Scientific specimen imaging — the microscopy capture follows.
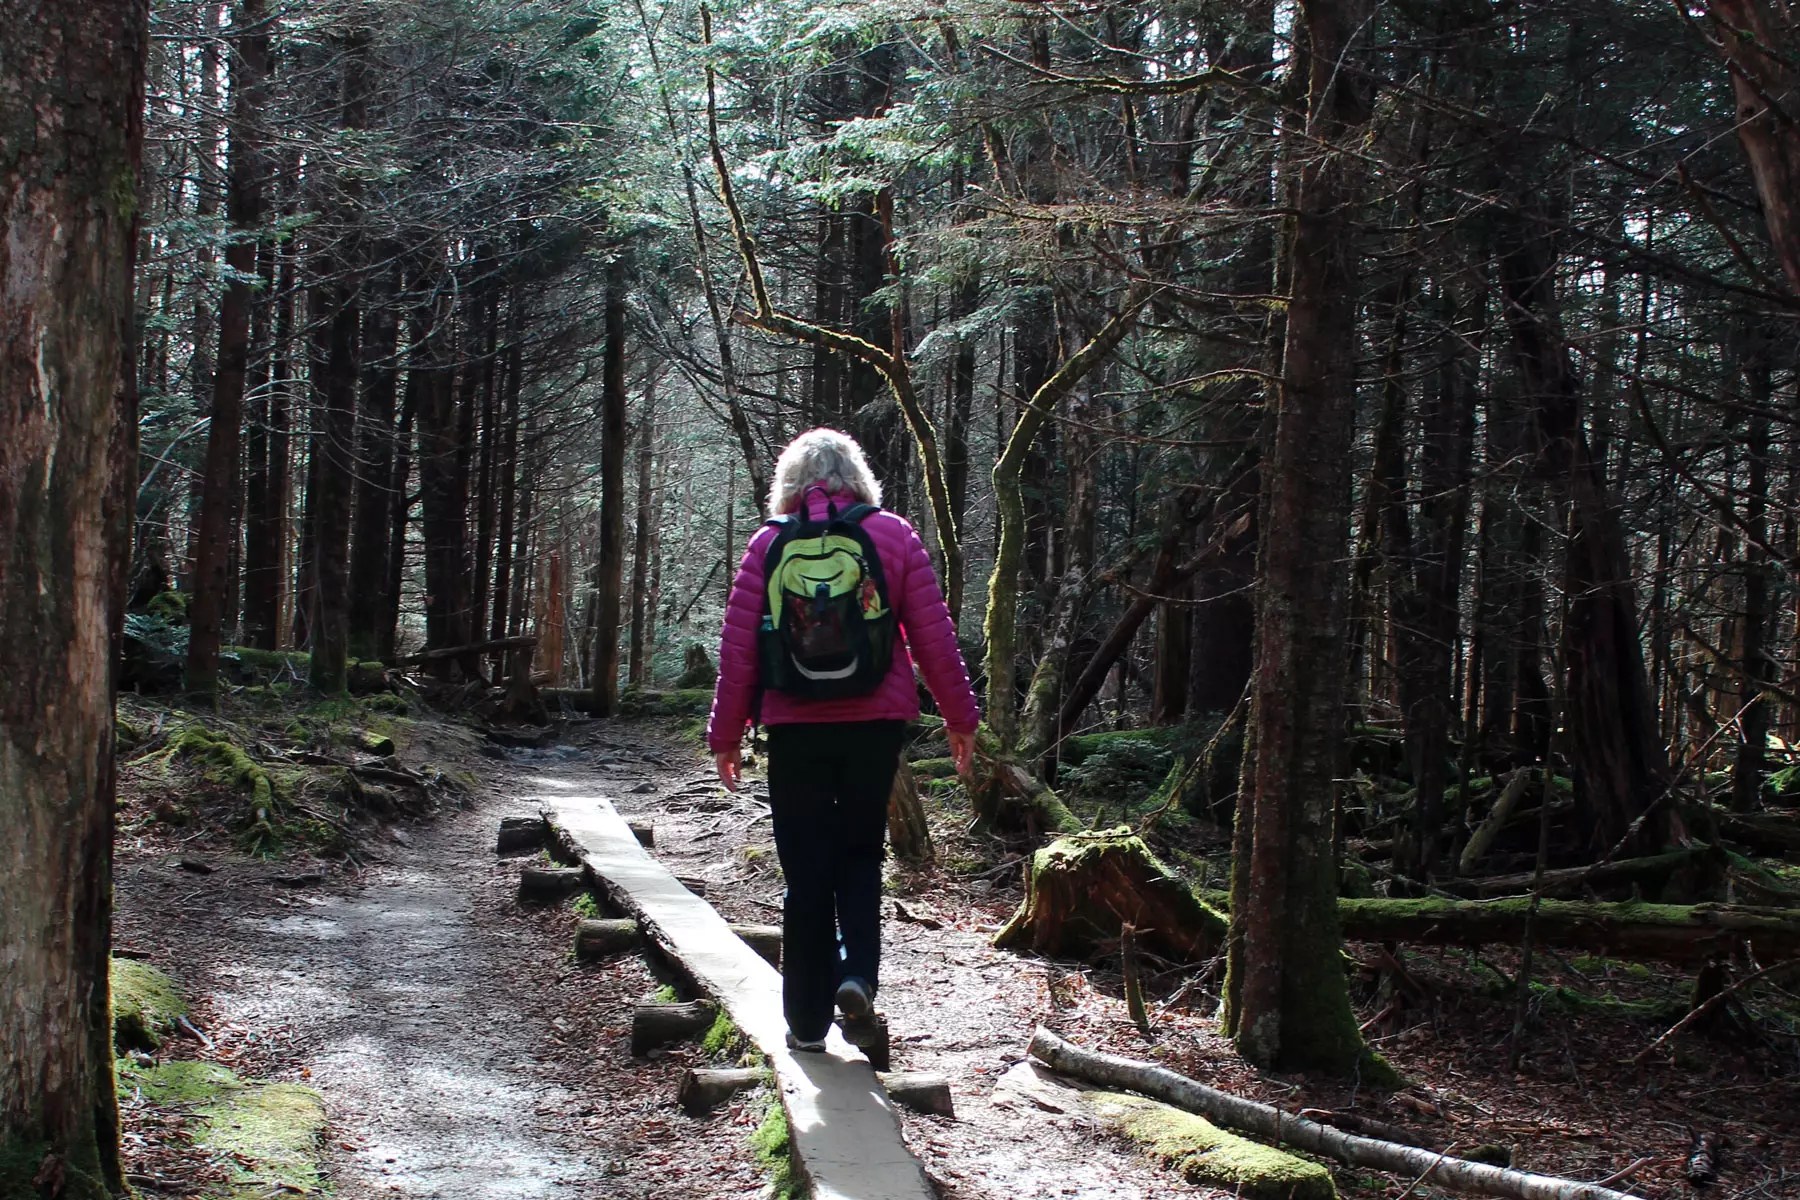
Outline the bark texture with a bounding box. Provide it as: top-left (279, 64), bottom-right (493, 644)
top-left (0, 1), bottom-right (146, 1191)
top-left (1222, 0), bottom-right (1375, 1075)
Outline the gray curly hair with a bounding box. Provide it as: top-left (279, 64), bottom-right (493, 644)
top-left (767, 427), bottom-right (883, 516)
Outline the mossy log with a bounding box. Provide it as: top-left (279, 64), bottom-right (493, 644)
top-left (995, 829), bottom-right (1228, 963)
top-left (496, 815), bottom-right (546, 854)
top-left (678, 1066), bottom-right (764, 1114)
top-left (518, 866), bottom-right (585, 905)
top-left (1459, 768), bottom-right (1533, 873)
top-left (575, 918), bottom-right (642, 959)
top-left (1706, 808), bottom-right (1800, 856)
top-left (877, 1072), bottom-right (954, 1117)
top-left (1029, 1028), bottom-right (1641, 1200)
top-left (971, 753), bottom-right (1084, 837)
top-left (887, 760), bottom-right (934, 862)
top-left (996, 1060), bottom-right (1332, 1200)
top-left (1335, 895), bottom-right (1800, 964)
top-left (729, 923), bottom-right (781, 967)
top-left (1448, 845), bottom-right (1724, 901)
top-left (631, 1000), bottom-right (718, 1056)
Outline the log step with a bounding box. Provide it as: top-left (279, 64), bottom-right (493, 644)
top-left (730, 923), bottom-right (781, 967)
top-left (878, 1072), bottom-right (953, 1117)
top-left (629, 819), bottom-right (655, 847)
top-left (632, 1000), bottom-right (718, 1056)
top-left (678, 1066), bottom-right (765, 1114)
top-left (518, 866), bottom-right (584, 905)
top-left (575, 918), bottom-right (641, 960)
top-left (496, 815), bottom-right (546, 854)
top-left (836, 1012), bottom-right (891, 1071)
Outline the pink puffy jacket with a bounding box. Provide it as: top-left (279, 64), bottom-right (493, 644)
top-left (706, 488), bottom-right (981, 753)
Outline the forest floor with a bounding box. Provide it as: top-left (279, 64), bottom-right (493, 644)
top-left (111, 693), bottom-right (1799, 1199)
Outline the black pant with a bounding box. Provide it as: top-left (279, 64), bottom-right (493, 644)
top-left (766, 720), bottom-right (906, 1042)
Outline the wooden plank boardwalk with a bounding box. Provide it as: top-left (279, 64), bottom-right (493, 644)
top-left (539, 790), bottom-right (935, 1200)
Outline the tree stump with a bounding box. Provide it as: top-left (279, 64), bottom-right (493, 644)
top-left (575, 918), bottom-right (641, 960)
top-left (678, 1066), bottom-right (764, 1114)
top-left (995, 829), bottom-right (1227, 963)
top-left (878, 1072), bottom-right (953, 1117)
top-left (887, 760), bottom-right (934, 862)
top-left (632, 1000), bottom-right (718, 1056)
top-left (497, 815), bottom-right (545, 854)
top-left (518, 866), bottom-right (585, 905)
top-left (729, 923), bottom-right (782, 967)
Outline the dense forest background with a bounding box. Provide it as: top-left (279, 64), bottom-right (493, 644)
top-left (125, 0), bottom-right (1800, 1057)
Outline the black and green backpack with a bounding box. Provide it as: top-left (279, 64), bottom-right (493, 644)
top-left (757, 501), bottom-right (896, 699)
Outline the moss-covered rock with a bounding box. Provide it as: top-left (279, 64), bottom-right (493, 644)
top-left (911, 756), bottom-right (956, 779)
top-left (1087, 1091), bottom-right (1336, 1200)
top-left (111, 958), bottom-right (187, 1051)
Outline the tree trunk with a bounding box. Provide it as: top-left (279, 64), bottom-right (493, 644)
top-left (242, 230), bottom-right (293, 649)
top-left (1734, 321), bottom-right (1775, 812)
top-left (1499, 210), bottom-right (1671, 853)
top-left (0, 1), bottom-right (145, 1190)
top-left (1222, 0), bottom-right (1375, 1076)
top-left (347, 262), bottom-right (401, 661)
top-left (186, 0), bottom-right (268, 695)
top-left (591, 259), bottom-right (629, 715)
top-left (489, 289), bottom-right (523, 643)
top-left (1706, 2), bottom-right (1800, 294)
top-left (415, 266), bottom-right (473, 674)
top-left (628, 368), bottom-right (659, 685)
top-left (381, 389), bottom-right (414, 662)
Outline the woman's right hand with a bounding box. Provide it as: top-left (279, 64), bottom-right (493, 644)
top-left (714, 750), bottom-right (741, 793)
top-left (946, 729), bottom-right (975, 780)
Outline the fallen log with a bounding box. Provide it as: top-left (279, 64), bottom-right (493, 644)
top-left (729, 923), bottom-right (781, 967)
top-left (1709, 808), bottom-right (1800, 856)
top-left (1460, 769), bottom-right (1533, 873)
top-left (994, 828), bottom-right (1228, 963)
top-left (877, 1072), bottom-right (954, 1117)
top-left (631, 1000), bottom-right (718, 1056)
top-left (518, 866), bottom-right (585, 905)
top-left (1448, 846), bottom-right (1724, 901)
top-left (678, 1066), bottom-right (764, 1114)
top-left (1028, 1028), bottom-right (1644, 1200)
top-left (1335, 896), bottom-right (1800, 964)
top-left (994, 1060), bottom-right (1332, 1200)
top-left (575, 918), bottom-right (641, 960)
top-left (403, 634), bottom-right (536, 664)
top-left (497, 815), bottom-right (546, 854)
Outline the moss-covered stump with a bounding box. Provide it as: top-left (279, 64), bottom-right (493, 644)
top-left (971, 756), bottom-right (1083, 837)
top-left (161, 726), bottom-right (274, 810)
top-left (995, 828), bottom-right (1228, 963)
top-left (111, 958), bottom-right (187, 1051)
top-left (1090, 1092), bottom-right (1335, 1200)
top-left (116, 1060), bottom-right (327, 1197)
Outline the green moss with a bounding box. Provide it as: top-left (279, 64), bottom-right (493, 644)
top-left (162, 726), bottom-right (274, 810)
top-left (652, 984), bottom-right (680, 1004)
top-left (749, 1093), bottom-right (803, 1200)
top-left (0, 1132), bottom-right (108, 1200)
top-left (221, 645), bottom-right (309, 682)
top-left (120, 1060), bottom-right (325, 1197)
top-left (1568, 955), bottom-right (1653, 980)
top-left (111, 958), bottom-right (187, 1052)
top-left (146, 590), bottom-right (190, 620)
top-left (702, 1010), bottom-right (744, 1060)
top-left (1086, 1092), bottom-right (1335, 1200)
top-left (572, 893), bottom-right (602, 919)
top-left (1061, 726), bottom-right (1179, 768)
top-left (911, 757), bottom-right (956, 779)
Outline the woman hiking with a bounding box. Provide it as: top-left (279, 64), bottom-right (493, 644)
top-left (706, 429), bottom-right (979, 1052)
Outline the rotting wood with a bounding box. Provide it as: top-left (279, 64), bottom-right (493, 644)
top-left (497, 815), bottom-right (545, 854)
top-left (1029, 1028), bottom-right (1646, 1200)
top-left (1459, 769), bottom-right (1533, 874)
top-left (1448, 846), bottom-right (1722, 900)
top-left (575, 918), bottom-right (641, 960)
top-left (729, 923), bottom-right (782, 967)
top-left (631, 1000), bottom-right (718, 1056)
top-left (679, 1066), bottom-right (765, 1114)
top-left (541, 796), bottom-right (934, 1199)
top-left (876, 1072), bottom-right (954, 1117)
top-left (517, 866), bottom-right (584, 905)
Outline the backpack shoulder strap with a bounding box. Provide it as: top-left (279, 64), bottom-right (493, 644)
top-left (833, 503), bottom-right (880, 525)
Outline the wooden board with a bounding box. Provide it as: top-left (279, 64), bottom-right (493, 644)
top-left (541, 793), bottom-right (934, 1200)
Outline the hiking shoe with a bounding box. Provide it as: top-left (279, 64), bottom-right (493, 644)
top-left (785, 1030), bottom-right (827, 1053)
top-left (835, 976), bottom-right (874, 1022)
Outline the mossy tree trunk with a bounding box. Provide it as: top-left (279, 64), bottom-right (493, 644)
top-left (1222, 0), bottom-right (1375, 1076)
top-left (0, 1), bottom-right (146, 1191)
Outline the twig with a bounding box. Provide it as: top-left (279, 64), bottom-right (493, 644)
top-left (1395, 1141), bottom-right (1461, 1200)
top-left (1590, 1158), bottom-right (1654, 1189)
